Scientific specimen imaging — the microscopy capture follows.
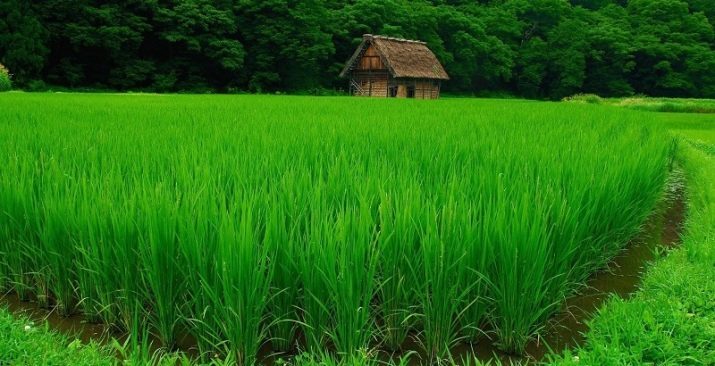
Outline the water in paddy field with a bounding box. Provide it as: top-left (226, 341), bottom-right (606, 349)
top-left (0, 171), bottom-right (687, 365)
top-left (517, 169), bottom-right (687, 362)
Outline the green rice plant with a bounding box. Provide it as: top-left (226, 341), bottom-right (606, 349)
top-left (458, 201), bottom-right (493, 343)
top-left (264, 176), bottom-right (305, 353)
top-left (326, 196), bottom-right (379, 357)
top-left (0, 156), bottom-right (38, 302)
top-left (36, 176), bottom-right (80, 316)
top-left (488, 181), bottom-right (560, 353)
top-left (412, 187), bottom-right (477, 362)
top-left (0, 169), bottom-right (22, 295)
top-left (74, 220), bottom-right (106, 322)
top-left (177, 184), bottom-right (221, 357)
top-left (298, 197), bottom-right (338, 351)
top-left (73, 181), bottom-right (124, 325)
top-left (375, 185), bottom-right (422, 350)
top-left (108, 195), bottom-right (145, 333)
top-left (137, 185), bottom-right (183, 348)
top-left (200, 194), bottom-right (273, 366)
top-left (38, 196), bottom-right (77, 316)
top-left (0, 94), bottom-right (673, 362)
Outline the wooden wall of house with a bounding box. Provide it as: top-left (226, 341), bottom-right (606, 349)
top-left (351, 72), bottom-right (389, 97)
top-left (349, 44), bottom-right (390, 97)
top-left (357, 45), bottom-right (385, 71)
top-left (350, 73), bottom-right (442, 99)
top-left (395, 79), bottom-right (440, 99)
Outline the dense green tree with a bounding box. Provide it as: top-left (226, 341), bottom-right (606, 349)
top-left (0, 0), bottom-right (47, 84)
top-left (627, 0), bottom-right (715, 97)
top-left (33, 0), bottom-right (152, 87)
top-left (153, 0), bottom-right (244, 90)
top-left (236, 0), bottom-right (336, 91)
top-left (434, 6), bottom-right (513, 92)
top-left (545, 14), bottom-right (589, 99)
top-left (581, 5), bottom-right (635, 96)
top-left (1, 0), bottom-right (714, 98)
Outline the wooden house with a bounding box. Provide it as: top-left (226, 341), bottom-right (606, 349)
top-left (340, 34), bottom-right (449, 99)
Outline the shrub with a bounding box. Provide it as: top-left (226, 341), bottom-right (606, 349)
top-left (0, 64), bottom-right (11, 91)
top-left (562, 93), bottom-right (603, 104)
top-left (27, 80), bottom-right (48, 92)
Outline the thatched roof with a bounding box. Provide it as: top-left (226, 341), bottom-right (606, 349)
top-left (340, 34), bottom-right (449, 80)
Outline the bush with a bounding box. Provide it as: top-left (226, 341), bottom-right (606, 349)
top-left (26, 80), bottom-right (47, 92)
top-left (562, 93), bottom-right (603, 104)
top-left (0, 64), bottom-right (11, 91)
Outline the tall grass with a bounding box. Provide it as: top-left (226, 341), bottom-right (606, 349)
top-left (0, 94), bottom-right (671, 362)
top-left (376, 186), bottom-right (422, 350)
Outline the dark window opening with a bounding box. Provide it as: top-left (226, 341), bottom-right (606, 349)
top-left (389, 86), bottom-right (398, 97)
top-left (407, 86), bottom-right (415, 98)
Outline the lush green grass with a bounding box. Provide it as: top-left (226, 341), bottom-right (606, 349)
top-left (549, 112), bottom-right (715, 366)
top-left (0, 306), bottom-right (114, 365)
top-left (0, 93), bottom-right (672, 364)
top-left (565, 94), bottom-right (715, 114)
top-left (0, 304), bottom-right (231, 366)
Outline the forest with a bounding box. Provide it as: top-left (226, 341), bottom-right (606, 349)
top-left (1, 0), bottom-right (715, 99)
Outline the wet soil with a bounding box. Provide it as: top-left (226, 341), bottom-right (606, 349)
top-left (0, 174), bottom-right (687, 365)
top-left (519, 172), bottom-right (686, 362)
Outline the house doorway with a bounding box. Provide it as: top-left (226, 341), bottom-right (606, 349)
top-left (389, 86), bottom-right (398, 97)
top-left (406, 86), bottom-right (415, 98)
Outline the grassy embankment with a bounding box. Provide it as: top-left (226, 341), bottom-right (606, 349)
top-left (565, 94), bottom-right (715, 114)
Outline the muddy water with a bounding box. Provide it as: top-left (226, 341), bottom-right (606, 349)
top-left (372, 175), bottom-right (687, 365)
top-left (520, 175), bottom-right (686, 361)
top-left (0, 177), bottom-right (686, 365)
top-left (0, 293), bottom-right (111, 343)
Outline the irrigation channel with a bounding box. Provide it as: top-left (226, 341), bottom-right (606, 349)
top-left (0, 172), bottom-right (686, 365)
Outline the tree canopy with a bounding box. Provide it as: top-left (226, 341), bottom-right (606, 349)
top-left (1, 0), bottom-right (714, 98)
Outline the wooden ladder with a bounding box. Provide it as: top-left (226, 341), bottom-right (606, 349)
top-left (350, 80), bottom-right (365, 96)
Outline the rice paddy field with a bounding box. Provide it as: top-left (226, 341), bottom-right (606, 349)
top-left (0, 93), bottom-right (676, 364)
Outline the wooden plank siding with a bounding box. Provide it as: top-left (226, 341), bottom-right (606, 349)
top-left (394, 79), bottom-right (440, 99)
top-left (356, 45), bottom-right (385, 71)
top-left (350, 45), bottom-right (390, 97)
top-left (352, 72), bottom-right (389, 97)
top-left (349, 45), bottom-right (441, 99)
top-left (415, 80), bottom-right (439, 99)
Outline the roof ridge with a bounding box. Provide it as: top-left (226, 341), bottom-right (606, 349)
top-left (363, 34), bottom-right (427, 45)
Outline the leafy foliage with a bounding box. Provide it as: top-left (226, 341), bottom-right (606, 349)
top-left (1, 0), bottom-right (715, 97)
top-left (0, 63), bottom-right (10, 91)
